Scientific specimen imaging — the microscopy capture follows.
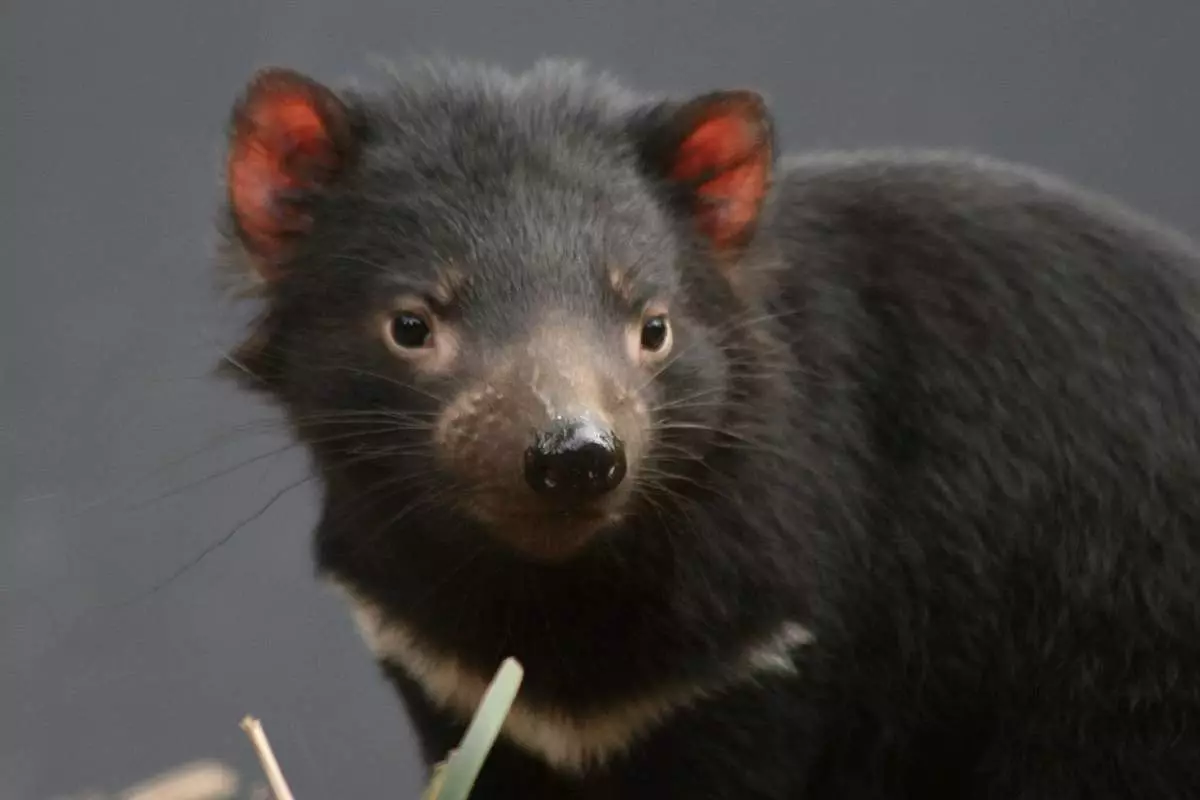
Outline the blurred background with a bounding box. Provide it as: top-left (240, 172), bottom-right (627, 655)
top-left (3, 1), bottom-right (1200, 797)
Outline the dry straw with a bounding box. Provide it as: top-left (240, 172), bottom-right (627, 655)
top-left (240, 658), bottom-right (525, 800)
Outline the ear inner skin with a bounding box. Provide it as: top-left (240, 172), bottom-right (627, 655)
top-left (226, 68), bottom-right (354, 277)
top-left (663, 92), bottom-right (774, 252)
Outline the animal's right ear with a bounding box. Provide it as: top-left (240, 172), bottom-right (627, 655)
top-left (224, 68), bottom-right (358, 281)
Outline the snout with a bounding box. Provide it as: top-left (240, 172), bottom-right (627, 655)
top-left (524, 416), bottom-right (627, 501)
top-left (433, 325), bottom-right (646, 559)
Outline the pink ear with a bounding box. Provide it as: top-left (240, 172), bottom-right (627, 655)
top-left (661, 91), bottom-right (774, 253)
top-left (226, 68), bottom-right (354, 278)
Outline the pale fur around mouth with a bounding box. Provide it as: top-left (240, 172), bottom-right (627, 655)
top-left (326, 578), bottom-right (814, 775)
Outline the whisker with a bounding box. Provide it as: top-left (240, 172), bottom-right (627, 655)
top-left (116, 441), bottom-right (307, 512)
top-left (634, 307), bottom-right (796, 395)
top-left (98, 473), bottom-right (316, 615)
top-left (350, 484), bottom-right (458, 560)
top-left (322, 467), bottom-right (443, 531)
top-left (316, 365), bottom-right (448, 405)
top-left (117, 424), bottom-right (434, 513)
top-left (63, 406), bottom-right (442, 518)
top-left (652, 421), bottom-right (796, 452)
top-left (236, 339), bottom-right (449, 405)
top-left (648, 386), bottom-right (727, 414)
top-left (637, 465), bottom-right (742, 508)
top-left (651, 441), bottom-right (707, 460)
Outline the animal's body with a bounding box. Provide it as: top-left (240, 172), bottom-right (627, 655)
top-left (216, 58), bottom-right (1200, 798)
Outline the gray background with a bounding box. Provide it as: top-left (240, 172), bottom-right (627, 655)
top-left (4, 1), bottom-right (1200, 798)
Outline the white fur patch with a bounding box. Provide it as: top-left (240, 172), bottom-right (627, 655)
top-left (329, 580), bottom-right (813, 774)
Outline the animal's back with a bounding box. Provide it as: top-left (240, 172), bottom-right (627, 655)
top-left (760, 149), bottom-right (1200, 796)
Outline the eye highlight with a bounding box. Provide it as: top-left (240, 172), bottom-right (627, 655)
top-left (640, 315), bottom-right (670, 352)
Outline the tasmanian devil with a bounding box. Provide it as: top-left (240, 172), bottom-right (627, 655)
top-left (214, 57), bottom-right (1200, 798)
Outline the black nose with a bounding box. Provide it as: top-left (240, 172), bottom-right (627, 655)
top-left (524, 418), bottom-right (627, 500)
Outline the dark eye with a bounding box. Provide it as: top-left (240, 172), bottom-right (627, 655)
top-left (640, 315), bottom-right (670, 352)
top-left (388, 312), bottom-right (432, 349)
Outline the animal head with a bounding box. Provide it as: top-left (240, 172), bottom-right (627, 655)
top-left (218, 59), bottom-right (782, 562)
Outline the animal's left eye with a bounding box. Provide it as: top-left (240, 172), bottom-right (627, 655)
top-left (388, 312), bottom-right (433, 349)
top-left (640, 315), bottom-right (670, 352)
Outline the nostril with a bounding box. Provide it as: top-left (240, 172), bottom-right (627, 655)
top-left (524, 419), bottom-right (627, 499)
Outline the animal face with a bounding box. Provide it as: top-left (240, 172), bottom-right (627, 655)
top-left (219, 61), bottom-right (775, 560)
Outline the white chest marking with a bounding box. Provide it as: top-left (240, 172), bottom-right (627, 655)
top-left (329, 581), bottom-right (814, 774)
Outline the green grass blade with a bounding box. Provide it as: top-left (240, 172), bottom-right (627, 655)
top-left (425, 657), bottom-right (524, 800)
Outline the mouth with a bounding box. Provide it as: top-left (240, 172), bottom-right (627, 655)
top-left (460, 491), bottom-right (628, 562)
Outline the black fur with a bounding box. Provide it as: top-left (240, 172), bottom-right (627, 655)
top-left (218, 58), bottom-right (1200, 798)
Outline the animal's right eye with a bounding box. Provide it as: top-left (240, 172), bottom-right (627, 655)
top-left (388, 312), bottom-right (433, 349)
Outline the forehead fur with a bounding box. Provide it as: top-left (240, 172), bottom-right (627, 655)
top-left (362, 57), bottom-right (651, 149)
top-left (351, 58), bottom-right (657, 205)
top-left (322, 59), bottom-right (677, 298)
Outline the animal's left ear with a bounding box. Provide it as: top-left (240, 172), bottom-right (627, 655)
top-left (635, 90), bottom-right (775, 255)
